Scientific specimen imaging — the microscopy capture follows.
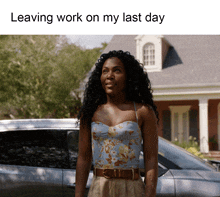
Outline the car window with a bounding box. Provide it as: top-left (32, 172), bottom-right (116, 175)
top-left (0, 130), bottom-right (69, 169)
top-left (158, 153), bottom-right (180, 169)
top-left (67, 130), bottom-right (79, 169)
top-left (158, 137), bottom-right (216, 171)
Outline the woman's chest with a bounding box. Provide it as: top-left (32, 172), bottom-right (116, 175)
top-left (91, 121), bottom-right (141, 141)
top-left (92, 104), bottom-right (139, 127)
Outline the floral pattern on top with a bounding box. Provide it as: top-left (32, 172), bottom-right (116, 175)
top-left (91, 121), bottom-right (142, 169)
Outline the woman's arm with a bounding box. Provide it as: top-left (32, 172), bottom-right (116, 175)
top-left (75, 119), bottom-right (92, 197)
top-left (140, 105), bottom-right (158, 197)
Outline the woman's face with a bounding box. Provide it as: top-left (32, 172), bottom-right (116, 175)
top-left (100, 57), bottom-right (126, 97)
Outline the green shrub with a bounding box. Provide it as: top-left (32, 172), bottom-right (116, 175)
top-left (185, 147), bottom-right (205, 159)
top-left (172, 136), bottom-right (205, 159)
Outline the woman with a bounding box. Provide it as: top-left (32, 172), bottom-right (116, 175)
top-left (75, 50), bottom-right (158, 197)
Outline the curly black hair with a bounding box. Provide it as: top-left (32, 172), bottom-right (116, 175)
top-left (77, 50), bottom-right (159, 127)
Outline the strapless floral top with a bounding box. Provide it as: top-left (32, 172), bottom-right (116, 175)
top-left (91, 120), bottom-right (142, 169)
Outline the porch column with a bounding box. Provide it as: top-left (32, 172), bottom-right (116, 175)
top-left (199, 98), bottom-right (209, 153)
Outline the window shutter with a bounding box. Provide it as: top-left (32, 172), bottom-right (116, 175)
top-left (189, 109), bottom-right (198, 141)
top-left (162, 110), bottom-right (171, 141)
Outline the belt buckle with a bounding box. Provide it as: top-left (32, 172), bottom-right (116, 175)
top-left (103, 169), bottom-right (112, 179)
top-left (132, 168), bottom-right (135, 180)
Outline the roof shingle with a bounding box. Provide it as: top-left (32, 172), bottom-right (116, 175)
top-left (103, 35), bottom-right (220, 87)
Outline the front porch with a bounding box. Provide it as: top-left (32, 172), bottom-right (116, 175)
top-left (154, 97), bottom-right (220, 153)
top-left (203, 151), bottom-right (220, 161)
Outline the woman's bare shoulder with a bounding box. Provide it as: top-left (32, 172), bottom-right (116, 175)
top-left (92, 104), bottom-right (106, 122)
top-left (136, 103), bottom-right (154, 115)
top-left (136, 103), bottom-right (157, 124)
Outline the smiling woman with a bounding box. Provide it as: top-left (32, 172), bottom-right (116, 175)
top-left (76, 50), bottom-right (159, 197)
top-left (100, 57), bottom-right (126, 97)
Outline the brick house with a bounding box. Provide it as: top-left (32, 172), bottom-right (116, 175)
top-left (79, 35), bottom-right (220, 153)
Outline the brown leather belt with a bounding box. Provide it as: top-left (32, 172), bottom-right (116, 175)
top-left (94, 168), bottom-right (140, 180)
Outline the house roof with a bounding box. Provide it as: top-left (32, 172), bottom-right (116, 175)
top-left (102, 35), bottom-right (220, 88)
top-left (79, 35), bottom-right (220, 98)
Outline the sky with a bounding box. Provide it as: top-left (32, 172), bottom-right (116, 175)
top-left (66, 35), bottom-right (113, 49)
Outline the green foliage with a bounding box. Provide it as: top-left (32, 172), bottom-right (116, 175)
top-left (209, 135), bottom-right (218, 144)
top-left (172, 136), bottom-right (205, 159)
top-left (186, 147), bottom-right (205, 159)
top-left (0, 35), bottom-right (106, 119)
top-left (173, 136), bottom-right (200, 149)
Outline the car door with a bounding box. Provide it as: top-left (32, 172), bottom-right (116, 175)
top-left (156, 164), bottom-right (175, 197)
top-left (62, 130), bottom-right (92, 197)
top-left (0, 164), bottom-right (63, 197)
top-left (0, 129), bottom-right (66, 197)
top-left (139, 150), bottom-right (176, 197)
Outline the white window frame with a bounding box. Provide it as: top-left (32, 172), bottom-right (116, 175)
top-left (143, 42), bottom-right (155, 66)
top-left (135, 35), bottom-right (163, 72)
top-left (169, 106), bottom-right (191, 143)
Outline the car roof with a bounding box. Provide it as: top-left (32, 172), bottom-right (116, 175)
top-left (0, 119), bottom-right (79, 132)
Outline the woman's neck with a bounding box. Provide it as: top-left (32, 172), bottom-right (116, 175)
top-left (106, 92), bottom-right (126, 105)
